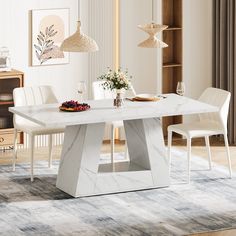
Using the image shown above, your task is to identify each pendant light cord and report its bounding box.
[78,0,80,20]
[151,0,154,22]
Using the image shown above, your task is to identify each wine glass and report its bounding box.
[176,82,185,96]
[77,81,86,101]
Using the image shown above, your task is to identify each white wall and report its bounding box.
[0,0,213,114]
[183,0,212,98]
[0,0,89,102]
[183,0,213,122]
[87,0,114,98]
[119,0,213,99]
[120,0,159,94]
[0,0,213,143]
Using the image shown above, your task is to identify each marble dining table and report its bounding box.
[9,94,218,197]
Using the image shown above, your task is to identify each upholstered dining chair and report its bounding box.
[92,81,136,163]
[168,87,232,183]
[12,86,65,182]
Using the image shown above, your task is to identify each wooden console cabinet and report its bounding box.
[0,70,24,147]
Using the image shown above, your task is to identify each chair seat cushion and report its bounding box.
[168,121,223,138]
[15,120,64,135]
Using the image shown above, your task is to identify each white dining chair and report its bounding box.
[92,81,136,163]
[168,87,232,183]
[12,86,65,182]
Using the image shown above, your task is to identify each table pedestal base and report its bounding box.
[56,118,170,197]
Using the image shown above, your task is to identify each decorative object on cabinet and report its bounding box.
[31,8,69,66]
[162,0,183,137]
[0,93,13,102]
[60,0,99,52]
[0,47,11,72]
[138,0,168,48]
[0,70,24,149]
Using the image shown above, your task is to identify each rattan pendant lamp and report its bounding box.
[60,0,98,52]
[138,0,168,48]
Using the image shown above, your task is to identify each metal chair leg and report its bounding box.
[224,133,232,178]
[187,138,192,184]
[48,134,53,168]
[205,136,212,170]
[124,141,129,160]
[30,135,35,182]
[168,130,172,175]
[12,129,18,171]
[111,125,115,164]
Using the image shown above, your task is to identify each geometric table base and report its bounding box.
[56,118,170,197]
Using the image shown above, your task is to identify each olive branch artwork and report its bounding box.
[34,24,58,65]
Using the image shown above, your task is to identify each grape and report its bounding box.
[61,100,90,111]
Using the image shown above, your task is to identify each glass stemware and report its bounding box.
[176,81,185,96]
[77,81,86,101]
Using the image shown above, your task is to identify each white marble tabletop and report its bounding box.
[9,94,218,127]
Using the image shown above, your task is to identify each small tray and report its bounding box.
[126,94,167,102]
[59,106,90,112]
[134,93,157,101]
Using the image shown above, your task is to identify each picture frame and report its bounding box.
[31,8,69,66]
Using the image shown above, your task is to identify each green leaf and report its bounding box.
[46,41,54,48]
[34,44,41,52]
[45,27,49,36]
[35,50,40,60]
[43,48,53,54]
[48,29,55,36]
[38,34,44,42]
[37,38,42,46]
[46,40,53,46]
[40,31,45,38]
[49,24,54,31]
[41,57,52,64]
[50,31,58,37]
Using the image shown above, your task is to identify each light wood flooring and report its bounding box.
[190,229,236,236]
[0,137,235,236]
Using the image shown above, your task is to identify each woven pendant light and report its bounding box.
[60,0,98,52]
[138,0,168,48]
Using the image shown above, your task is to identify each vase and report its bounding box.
[114,89,124,108]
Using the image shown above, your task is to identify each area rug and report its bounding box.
[0,148,235,236]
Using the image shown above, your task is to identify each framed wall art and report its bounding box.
[31,8,69,66]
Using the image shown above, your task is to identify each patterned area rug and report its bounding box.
[0,148,235,236]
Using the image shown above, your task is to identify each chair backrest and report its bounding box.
[92,81,136,100]
[13,86,58,125]
[198,87,231,132]
[92,81,115,100]
[13,86,58,106]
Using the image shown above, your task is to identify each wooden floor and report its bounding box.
[171,137,236,171]
[0,137,235,236]
[191,229,236,236]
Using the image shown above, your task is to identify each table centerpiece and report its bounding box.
[97,68,132,108]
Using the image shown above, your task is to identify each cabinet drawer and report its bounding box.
[0,132,20,146]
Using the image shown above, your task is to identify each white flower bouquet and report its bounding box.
[97,68,132,91]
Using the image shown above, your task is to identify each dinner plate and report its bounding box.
[134,93,158,101]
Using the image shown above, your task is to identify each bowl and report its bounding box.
[0,93,13,101]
